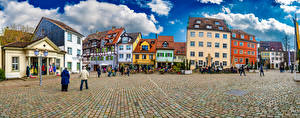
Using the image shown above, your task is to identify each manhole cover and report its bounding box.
[225,89,248,96]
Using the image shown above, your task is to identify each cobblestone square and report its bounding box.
[0,71,299,117]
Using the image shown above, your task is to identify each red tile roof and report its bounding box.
[156,36,174,50]
[42,17,83,36]
[231,29,254,36]
[133,39,157,53]
[187,17,230,32]
[83,27,124,46]
[173,42,186,55]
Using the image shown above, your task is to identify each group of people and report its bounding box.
[60,67,90,92]
[199,66,223,74]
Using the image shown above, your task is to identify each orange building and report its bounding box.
[231,29,257,67]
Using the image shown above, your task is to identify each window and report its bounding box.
[191,60,195,65]
[215,22,220,25]
[206,25,212,29]
[241,34,244,39]
[190,51,195,57]
[149,54,153,59]
[77,37,81,44]
[190,41,195,46]
[122,37,129,43]
[56,59,60,68]
[223,43,227,48]
[223,61,227,66]
[250,36,253,40]
[196,20,201,24]
[119,45,124,50]
[239,50,243,54]
[251,44,255,48]
[198,52,203,57]
[235,58,238,62]
[158,53,164,57]
[68,32,72,42]
[215,52,219,58]
[239,42,243,46]
[215,33,220,38]
[67,62,72,70]
[239,58,243,63]
[247,51,250,55]
[194,25,200,28]
[167,53,172,57]
[207,42,212,47]
[199,41,203,47]
[215,43,220,48]
[190,32,195,37]
[247,43,250,47]
[77,49,81,56]
[126,54,131,59]
[232,33,236,38]
[207,32,212,38]
[12,57,19,71]
[119,54,124,59]
[234,41,238,46]
[135,54,139,59]
[215,61,219,66]
[199,60,203,65]
[126,45,131,50]
[142,45,148,51]
[218,27,223,30]
[142,54,147,59]
[199,32,204,37]
[234,49,238,54]
[67,47,72,55]
[223,53,227,58]
[163,42,168,47]
[223,34,227,39]
[252,51,255,55]
[77,63,80,71]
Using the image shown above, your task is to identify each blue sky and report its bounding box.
[0,0,299,47]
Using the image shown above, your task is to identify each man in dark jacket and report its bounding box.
[96,67,101,78]
[61,68,70,92]
[239,65,246,76]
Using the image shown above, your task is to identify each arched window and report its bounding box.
[162,41,168,47]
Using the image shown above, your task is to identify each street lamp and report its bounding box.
[77,54,83,73]
[34,48,48,86]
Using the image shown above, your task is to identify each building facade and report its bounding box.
[173,42,186,63]
[117,32,141,66]
[82,27,124,71]
[2,37,65,78]
[33,17,84,73]
[231,29,257,67]
[259,41,284,69]
[155,36,174,68]
[133,39,157,68]
[186,17,231,69]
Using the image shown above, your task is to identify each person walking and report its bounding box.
[96,66,101,78]
[239,65,246,76]
[80,67,89,91]
[107,66,112,77]
[126,67,130,76]
[260,64,264,77]
[61,68,70,92]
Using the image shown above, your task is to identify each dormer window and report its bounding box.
[241,34,244,39]
[215,22,220,25]
[122,37,129,43]
[196,20,201,24]
[163,41,168,47]
[206,25,212,29]
[194,25,200,28]
[218,27,223,30]
[232,33,236,38]
[250,36,253,40]
[142,45,148,51]
[151,40,155,44]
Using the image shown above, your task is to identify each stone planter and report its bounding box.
[181,70,192,75]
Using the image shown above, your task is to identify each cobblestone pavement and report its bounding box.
[0,71,299,117]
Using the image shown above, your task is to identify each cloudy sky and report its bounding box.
[0,0,299,45]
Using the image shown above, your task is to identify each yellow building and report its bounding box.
[2,37,65,79]
[132,39,156,67]
[186,17,231,69]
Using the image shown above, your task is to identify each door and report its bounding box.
[245,58,249,65]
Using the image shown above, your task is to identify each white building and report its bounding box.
[33,17,84,73]
[117,32,141,66]
[269,51,284,69]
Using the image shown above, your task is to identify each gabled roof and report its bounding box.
[259,41,283,52]
[133,39,157,53]
[156,36,174,50]
[84,27,124,46]
[173,42,186,55]
[118,32,141,44]
[231,29,253,36]
[187,17,230,32]
[35,17,84,37]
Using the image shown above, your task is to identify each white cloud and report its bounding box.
[147,0,173,16]
[197,0,223,4]
[203,12,294,42]
[239,0,243,2]
[168,19,182,25]
[169,21,175,24]
[280,5,297,13]
[222,6,231,13]
[150,14,158,23]
[180,29,184,33]
[0,0,163,36]
[275,0,300,5]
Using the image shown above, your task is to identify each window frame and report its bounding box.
[12,57,19,71]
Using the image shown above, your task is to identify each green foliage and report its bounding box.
[0,69,5,81]
[254,62,257,69]
[298,60,300,72]
[182,59,186,70]
[188,60,191,70]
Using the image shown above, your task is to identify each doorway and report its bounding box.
[245,58,249,65]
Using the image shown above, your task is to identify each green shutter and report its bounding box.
[111,56,114,60]
[170,53,172,57]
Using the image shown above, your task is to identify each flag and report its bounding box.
[295,21,300,50]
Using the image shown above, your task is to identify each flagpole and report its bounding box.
[293,14,299,81]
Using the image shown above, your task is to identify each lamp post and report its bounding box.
[77,54,82,73]
[34,48,48,86]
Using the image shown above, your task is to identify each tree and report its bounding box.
[182,59,186,70]
[189,60,192,70]
[195,61,198,70]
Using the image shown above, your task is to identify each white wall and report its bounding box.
[117,44,132,63]
[64,31,83,73]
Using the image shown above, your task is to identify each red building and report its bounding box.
[231,29,257,67]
